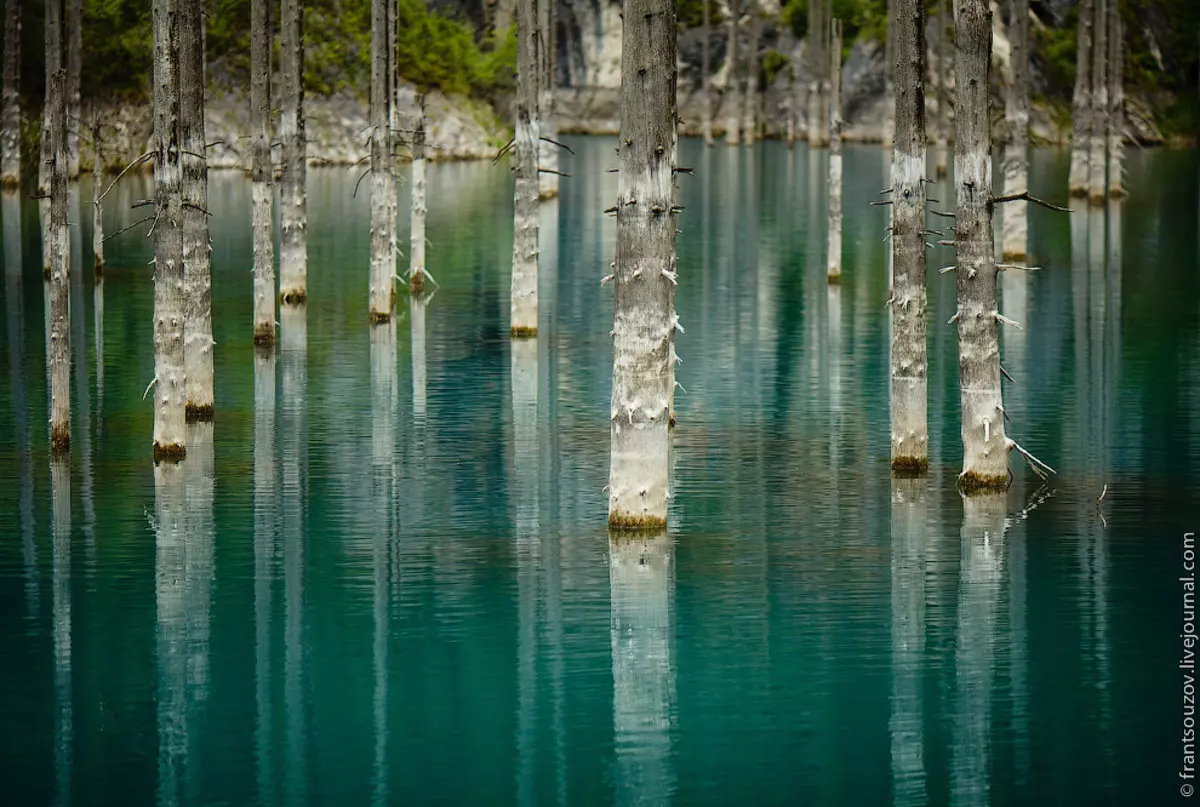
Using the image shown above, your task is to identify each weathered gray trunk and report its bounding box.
[152,0,186,460]
[1107,2,1124,198]
[279,0,308,303]
[1087,0,1108,205]
[41,0,65,276]
[511,0,539,335]
[1,0,20,186]
[181,0,213,420]
[368,0,394,322]
[1001,0,1029,261]
[882,0,896,147]
[409,97,428,294]
[890,0,927,472]
[744,4,760,146]
[701,0,713,146]
[91,122,105,273]
[933,0,949,177]
[607,0,677,529]
[953,0,1006,489]
[66,0,81,178]
[48,66,71,454]
[251,0,275,343]
[537,0,559,199]
[1068,0,1094,196]
[826,19,843,281]
[724,0,741,145]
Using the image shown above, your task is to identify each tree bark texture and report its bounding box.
[66,0,81,178]
[91,122,105,273]
[744,3,760,145]
[702,0,712,146]
[368,0,393,322]
[409,97,428,294]
[882,0,896,148]
[1107,1,1124,198]
[511,0,539,336]
[933,0,949,178]
[1,0,21,186]
[1087,0,1108,205]
[953,0,1007,490]
[152,0,186,461]
[41,0,65,275]
[1001,0,1029,261]
[181,0,213,420]
[890,0,927,472]
[48,66,70,454]
[1068,0,1094,196]
[279,0,308,303]
[251,0,275,342]
[826,19,843,282]
[724,0,740,145]
[538,0,559,199]
[608,0,677,529]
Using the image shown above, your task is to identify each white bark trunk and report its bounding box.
[369,0,394,322]
[66,0,80,179]
[1068,0,1094,196]
[725,0,740,145]
[511,0,540,336]
[409,99,428,294]
[1087,0,1108,205]
[1001,0,1029,262]
[279,0,308,303]
[1,0,20,185]
[1106,3,1124,198]
[538,0,559,199]
[826,19,843,281]
[251,0,276,343]
[48,64,71,454]
[608,0,677,529]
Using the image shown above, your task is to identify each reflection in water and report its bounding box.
[93,264,104,424]
[253,347,277,805]
[51,458,72,807]
[69,187,97,568]
[512,337,539,806]
[410,294,429,422]
[889,478,927,805]
[154,461,187,807]
[610,533,675,807]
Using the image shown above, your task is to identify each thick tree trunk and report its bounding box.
[152,0,186,461]
[251,0,276,342]
[702,0,713,146]
[933,0,949,178]
[538,0,559,199]
[607,0,677,529]
[66,0,81,178]
[826,19,843,282]
[48,66,70,454]
[1,0,20,186]
[409,96,428,294]
[1068,0,1094,196]
[1001,0,1029,261]
[1107,3,1124,198]
[953,0,1006,490]
[181,0,213,420]
[368,0,394,322]
[882,0,896,147]
[890,0,927,472]
[725,0,740,145]
[279,0,308,303]
[1087,0,1108,205]
[511,0,539,335]
[744,4,760,146]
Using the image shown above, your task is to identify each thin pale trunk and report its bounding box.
[538,0,559,199]
[1001,0,1029,261]
[279,0,308,303]
[181,0,213,420]
[954,0,1006,489]
[511,0,539,335]
[1106,2,1124,198]
[883,0,896,147]
[607,0,677,529]
[152,0,186,460]
[368,0,394,322]
[934,0,949,178]
[1087,0,1108,204]
[251,0,275,342]
[725,0,740,145]
[1068,0,1094,196]
[702,0,713,146]
[890,0,927,472]
[41,0,65,277]
[66,0,81,178]
[91,122,105,273]
[744,4,759,146]
[48,65,70,454]
[1,0,20,185]
[387,0,398,285]
[409,97,428,294]
[826,19,843,282]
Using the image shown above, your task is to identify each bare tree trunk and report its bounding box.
[607,0,677,529]
[409,95,428,294]
[538,0,559,199]
[251,0,275,342]
[1068,0,1094,196]
[1087,0,1108,205]
[279,0,308,303]
[826,19,843,282]
[180,0,213,420]
[1107,2,1124,198]
[882,0,896,147]
[41,0,65,276]
[933,0,949,178]
[890,0,927,472]
[1001,0,1029,261]
[744,2,760,146]
[724,0,740,145]
[368,0,393,322]
[90,121,105,273]
[511,0,540,335]
[387,0,399,286]
[1,0,20,186]
[48,65,70,454]
[66,0,81,178]
[152,0,186,460]
[702,0,713,146]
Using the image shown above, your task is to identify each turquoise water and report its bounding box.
[1,138,1199,806]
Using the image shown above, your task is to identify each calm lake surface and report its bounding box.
[1,138,1199,806]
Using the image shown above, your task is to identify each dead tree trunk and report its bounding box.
[1,0,21,186]
[152,0,186,461]
[933,0,949,178]
[48,65,70,454]
[279,0,308,303]
[368,0,393,322]
[181,0,213,420]
[90,120,104,272]
[66,0,81,178]
[889,0,927,472]
[882,0,896,147]
[1107,1,1124,198]
[724,0,740,145]
[538,0,559,199]
[1068,0,1094,196]
[1001,0,1029,261]
[41,0,65,277]
[744,2,760,145]
[607,0,677,529]
[511,0,539,335]
[251,0,275,343]
[702,0,713,146]
[826,19,843,282]
[1087,0,1108,205]
[409,95,428,294]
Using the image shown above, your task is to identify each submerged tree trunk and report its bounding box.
[409,96,428,294]
[66,0,81,178]
[933,0,949,178]
[511,0,539,335]
[882,0,896,147]
[279,0,308,303]
[152,0,186,461]
[538,0,559,199]
[953,0,1006,489]
[251,0,275,343]
[1068,0,1094,196]
[48,66,70,454]
[368,0,393,321]
[1,0,20,186]
[890,0,927,472]
[1107,3,1124,198]
[181,0,213,420]
[744,3,760,146]
[826,19,843,282]
[1087,0,1108,205]
[702,0,713,146]
[1001,0,1030,261]
[725,0,740,145]
[607,0,677,529]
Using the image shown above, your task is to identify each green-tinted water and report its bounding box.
[1,139,1198,806]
